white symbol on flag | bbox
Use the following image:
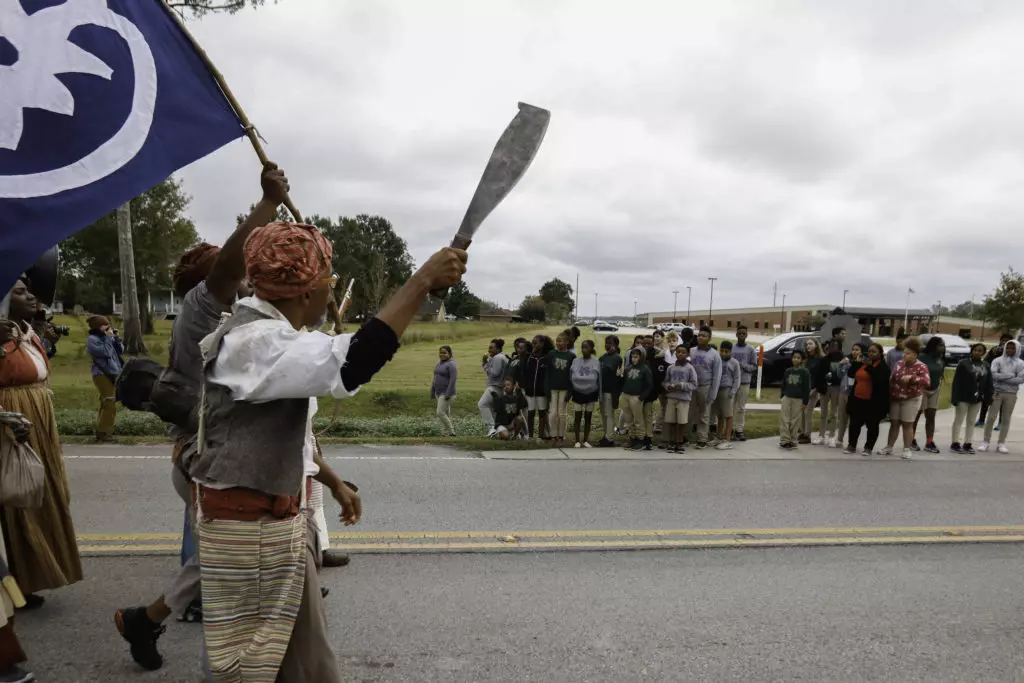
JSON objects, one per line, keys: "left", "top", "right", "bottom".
{"left": 0, "top": 0, "right": 157, "bottom": 199}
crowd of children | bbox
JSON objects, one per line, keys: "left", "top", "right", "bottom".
{"left": 451, "top": 325, "right": 761, "bottom": 452}
{"left": 779, "top": 330, "right": 1024, "bottom": 458}
{"left": 435, "top": 324, "right": 1024, "bottom": 456}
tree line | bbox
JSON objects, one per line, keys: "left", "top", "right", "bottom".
{"left": 55, "top": 177, "right": 500, "bottom": 329}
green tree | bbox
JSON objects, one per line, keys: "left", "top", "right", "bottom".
{"left": 307, "top": 214, "right": 415, "bottom": 319}
{"left": 539, "top": 278, "right": 574, "bottom": 310}
{"left": 544, "top": 301, "right": 571, "bottom": 324}
{"left": 446, "top": 281, "right": 481, "bottom": 319}
{"left": 60, "top": 178, "right": 199, "bottom": 332}
{"left": 518, "top": 295, "right": 547, "bottom": 322}
{"left": 981, "top": 268, "right": 1024, "bottom": 334}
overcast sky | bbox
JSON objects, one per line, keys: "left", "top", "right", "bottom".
{"left": 177, "top": 0, "right": 1024, "bottom": 316}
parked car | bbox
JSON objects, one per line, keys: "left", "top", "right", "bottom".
{"left": 760, "top": 331, "right": 875, "bottom": 386}
{"left": 657, "top": 322, "right": 691, "bottom": 335}
{"left": 573, "top": 320, "right": 591, "bottom": 327}
{"left": 593, "top": 320, "right": 618, "bottom": 331}
{"left": 919, "top": 333, "right": 972, "bottom": 365}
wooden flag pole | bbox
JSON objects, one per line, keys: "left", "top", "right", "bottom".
{"left": 160, "top": 1, "right": 304, "bottom": 222}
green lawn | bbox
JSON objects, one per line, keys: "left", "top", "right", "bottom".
{"left": 50, "top": 317, "right": 968, "bottom": 446}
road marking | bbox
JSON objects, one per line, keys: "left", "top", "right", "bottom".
{"left": 77, "top": 525, "right": 1024, "bottom": 543}
{"left": 65, "top": 455, "right": 477, "bottom": 461}
{"left": 78, "top": 535, "right": 1024, "bottom": 554}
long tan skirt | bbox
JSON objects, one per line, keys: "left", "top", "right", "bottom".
{"left": 0, "top": 383, "right": 82, "bottom": 594}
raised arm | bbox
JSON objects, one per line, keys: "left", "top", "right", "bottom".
{"left": 206, "top": 162, "right": 291, "bottom": 305}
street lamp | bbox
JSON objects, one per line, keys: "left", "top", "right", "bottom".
{"left": 672, "top": 289, "right": 679, "bottom": 322}
{"left": 594, "top": 292, "right": 598, "bottom": 322}
{"left": 686, "top": 286, "right": 692, "bottom": 323}
{"left": 781, "top": 293, "right": 787, "bottom": 333}
{"left": 708, "top": 277, "right": 717, "bottom": 320}
{"left": 842, "top": 289, "right": 849, "bottom": 308}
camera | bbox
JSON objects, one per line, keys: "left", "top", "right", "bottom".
{"left": 52, "top": 325, "right": 71, "bottom": 337}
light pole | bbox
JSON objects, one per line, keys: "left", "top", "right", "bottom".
{"left": 903, "top": 287, "right": 915, "bottom": 334}
{"left": 781, "top": 293, "right": 787, "bottom": 333}
{"left": 708, "top": 277, "right": 717, "bottom": 320}
{"left": 594, "top": 292, "right": 598, "bottom": 322}
{"left": 686, "top": 286, "right": 692, "bottom": 323}
{"left": 633, "top": 300, "right": 638, "bottom": 325}
{"left": 672, "top": 289, "right": 679, "bottom": 322}
{"left": 842, "top": 289, "right": 849, "bottom": 309}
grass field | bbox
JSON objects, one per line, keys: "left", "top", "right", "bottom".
{"left": 51, "top": 316, "right": 951, "bottom": 446}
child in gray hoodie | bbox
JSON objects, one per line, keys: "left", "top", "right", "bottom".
{"left": 570, "top": 340, "right": 602, "bottom": 447}
{"left": 981, "top": 339, "right": 1024, "bottom": 452}
{"left": 713, "top": 341, "right": 742, "bottom": 450}
{"left": 688, "top": 326, "right": 723, "bottom": 448}
{"left": 663, "top": 345, "right": 699, "bottom": 453}
{"left": 479, "top": 339, "right": 509, "bottom": 436}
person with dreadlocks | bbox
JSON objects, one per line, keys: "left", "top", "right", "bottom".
{"left": 192, "top": 221, "right": 466, "bottom": 681}
{"left": 114, "top": 163, "right": 351, "bottom": 671}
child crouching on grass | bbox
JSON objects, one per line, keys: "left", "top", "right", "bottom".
{"left": 495, "top": 377, "right": 528, "bottom": 440}
{"left": 663, "top": 345, "right": 698, "bottom": 453}
{"left": 620, "top": 348, "right": 654, "bottom": 450}
{"left": 780, "top": 349, "right": 811, "bottom": 450}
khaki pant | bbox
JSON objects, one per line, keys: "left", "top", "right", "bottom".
{"left": 621, "top": 395, "right": 645, "bottom": 436}
{"left": 984, "top": 391, "right": 1018, "bottom": 445}
{"left": 952, "top": 402, "right": 981, "bottom": 445}
{"left": 802, "top": 389, "right": 819, "bottom": 436}
{"left": 436, "top": 396, "right": 455, "bottom": 435}
{"left": 733, "top": 387, "right": 749, "bottom": 431}
{"left": 688, "top": 385, "right": 712, "bottom": 441}
{"left": 549, "top": 389, "right": 570, "bottom": 438}
{"left": 820, "top": 386, "right": 840, "bottom": 437}
{"left": 780, "top": 396, "right": 803, "bottom": 445}
{"left": 93, "top": 374, "right": 117, "bottom": 436}
{"left": 600, "top": 394, "right": 616, "bottom": 437}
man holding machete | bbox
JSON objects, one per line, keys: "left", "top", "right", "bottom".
{"left": 192, "top": 103, "right": 548, "bottom": 682}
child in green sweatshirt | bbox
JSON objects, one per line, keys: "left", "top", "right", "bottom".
{"left": 780, "top": 350, "right": 812, "bottom": 449}
{"left": 620, "top": 348, "right": 654, "bottom": 450}
{"left": 598, "top": 335, "right": 623, "bottom": 447}
{"left": 545, "top": 332, "right": 576, "bottom": 446}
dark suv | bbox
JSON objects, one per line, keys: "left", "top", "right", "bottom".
{"left": 759, "top": 332, "right": 875, "bottom": 386}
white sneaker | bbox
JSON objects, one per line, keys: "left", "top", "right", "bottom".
{"left": 977, "top": 442, "right": 989, "bottom": 452}
{"left": 487, "top": 427, "right": 497, "bottom": 438}
{"left": 583, "top": 441, "right": 593, "bottom": 448}
{"left": 811, "top": 435, "right": 823, "bottom": 445}
{"left": 715, "top": 441, "right": 733, "bottom": 450}
{"left": 901, "top": 449, "right": 913, "bottom": 460}
{"left": 574, "top": 442, "right": 582, "bottom": 449}
{"left": 997, "top": 444, "right": 1009, "bottom": 454}
{"left": 877, "top": 446, "right": 893, "bottom": 456}
{"left": 826, "top": 437, "right": 837, "bottom": 448}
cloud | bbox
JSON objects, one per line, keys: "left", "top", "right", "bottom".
{"left": 175, "top": 0, "right": 1024, "bottom": 317}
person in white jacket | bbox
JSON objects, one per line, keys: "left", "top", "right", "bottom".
{"left": 980, "top": 340, "right": 1024, "bottom": 453}
{"left": 479, "top": 339, "right": 509, "bottom": 436}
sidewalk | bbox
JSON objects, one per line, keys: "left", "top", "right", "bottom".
{"left": 484, "top": 407, "right": 1024, "bottom": 461}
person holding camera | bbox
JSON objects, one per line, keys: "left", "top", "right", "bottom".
{"left": 86, "top": 315, "right": 123, "bottom": 443}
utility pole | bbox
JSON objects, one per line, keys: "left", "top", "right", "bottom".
{"left": 772, "top": 281, "right": 777, "bottom": 307}
{"left": 575, "top": 273, "right": 579, "bottom": 321}
{"left": 633, "top": 300, "right": 638, "bottom": 324}
{"left": 594, "top": 292, "right": 598, "bottom": 322}
{"left": 781, "top": 293, "right": 787, "bottom": 333}
{"left": 686, "top": 286, "right": 692, "bottom": 323}
{"left": 672, "top": 289, "right": 679, "bottom": 322}
{"left": 842, "top": 289, "right": 849, "bottom": 309}
{"left": 116, "top": 202, "right": 146, "bottom": 355}
{"left": 708, "top": 277, "right": 717, "bottom": 319}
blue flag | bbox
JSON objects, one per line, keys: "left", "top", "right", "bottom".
{"left": 0, "top": 0, "right": 245, "bottom": 294}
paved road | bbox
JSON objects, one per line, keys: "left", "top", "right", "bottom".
{"left": 66, "top": 443, "right": 1024, "bottom": 538}
{"left": 18, "top": 545, "right": 1024, "bottom": 682}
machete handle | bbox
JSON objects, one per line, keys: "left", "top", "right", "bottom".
{"left": 430, "top": 235, "right": 473, "bottom": 300}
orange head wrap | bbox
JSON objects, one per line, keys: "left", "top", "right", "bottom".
{"left": 243, "top": 222, "right": 333, "bottom": 300}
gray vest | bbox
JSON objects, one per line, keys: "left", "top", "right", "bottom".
{"left": 187, "top": 305, "right": 309, "bottom": 497}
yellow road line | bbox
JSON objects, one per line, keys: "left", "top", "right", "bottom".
{"left": 78, "top": 534, "right": 1024, "bottom": 553}
{"left": 77, "top": 525, "right": 1024, "bottom": 543}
